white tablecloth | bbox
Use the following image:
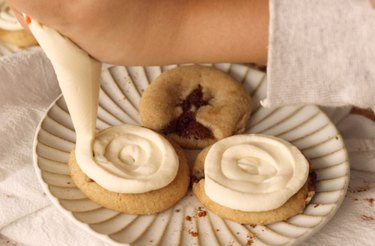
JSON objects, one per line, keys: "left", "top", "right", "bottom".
{"left": 0, "top": 48, "right": 374, "bottom": 246}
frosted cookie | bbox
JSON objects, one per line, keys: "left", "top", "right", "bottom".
{"left": 27, "top": 18, "right": 188, "bottom": 215}
{"left": 192, "top": 134, "right": 316, "bottom": 225}
{"left": 0, "top": 2, "right": 37, "bottom": 47}
{"left": 139, "top": 65, "right": 251, "bottom": 149}
{"left": 69, "top": 125, "right": 190, "bottom": 215}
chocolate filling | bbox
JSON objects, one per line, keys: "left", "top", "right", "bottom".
{"left": 162, "top": 85, "right": 214, "bottom": 139}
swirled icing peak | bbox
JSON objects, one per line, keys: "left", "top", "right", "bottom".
{"left": 90, "top": 124, "right": 179, "bottom": 192}
{"left": 204, "top": 134, "right": 309, "bottom": 211}
{"left": 0, "top": 1, "right": 23, "bottom": 30}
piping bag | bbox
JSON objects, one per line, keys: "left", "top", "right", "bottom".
{"left": 26, "top": 15, "right": 101, "bottom": 177}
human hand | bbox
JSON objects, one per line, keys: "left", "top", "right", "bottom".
{"left": 6, "top": 0, "right": 268, "bottom": 66}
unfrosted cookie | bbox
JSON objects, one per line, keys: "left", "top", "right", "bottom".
{"left": 139, "top": 65, "right": 251, "bottom": 149}
{"left": 0, "top": 2, "right": 37, "bottom": 48}
{"left": 69, "top": 141, "right": 190, "bottom": 215}
{"left": 192, "top": 137, "right": 316, "bottom": 225}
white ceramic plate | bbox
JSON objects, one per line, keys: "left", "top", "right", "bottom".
{"left": 33, "top": 63, "right": 349, "bottom": 246}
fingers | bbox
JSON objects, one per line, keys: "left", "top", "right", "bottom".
{"left": 10, "top": 8, "right": 30, "bottom": 31}
{"left": 5, "top": 0, "right": 69, "bottom": 27}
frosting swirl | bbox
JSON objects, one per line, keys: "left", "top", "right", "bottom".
{"left": 28, "top": 20, "right": 179, "bottom": 193}
{"left": 84, "top": 124, "right": 179, "bottom": 193}
{"left": 0, "top": 1, "right": 23, "bottom": 31}
{"left": 204, "top": 134, "right": 309, "bottom": 211}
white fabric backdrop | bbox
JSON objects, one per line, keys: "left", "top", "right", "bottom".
{"left": 0, "top": 48, "right": 374, "bottom": 246}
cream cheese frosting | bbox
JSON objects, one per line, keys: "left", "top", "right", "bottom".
{"left": 28, "top": 19, "right": 179, "bottom": 193}
{"left": 0, "top": 1, "right": 23, "bottom": 31}
{"left": 204, "top": 134, "right": 309, "bottom": 211}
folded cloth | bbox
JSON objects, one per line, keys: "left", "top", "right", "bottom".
{"left": 0, "top": 48, "right": 374, "bottom": 246}
{"left": 265, "top": 0, "right": 375, "bottom": 111}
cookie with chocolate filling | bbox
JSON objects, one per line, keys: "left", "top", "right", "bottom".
{"left": 139, "top": 65, "right": 252, "bottom": 149}
{"left": 68, "top": 141, "right": 190, "bottom": 215}
{"left": 192, "top": 145, "right": 316, "bottom": 225}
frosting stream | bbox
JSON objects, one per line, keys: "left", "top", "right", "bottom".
{"left": 28, "top": 20, "right": 179, "bottom": 193}
{"left": 204, "top": 134, "right": 309, "bottom": 211}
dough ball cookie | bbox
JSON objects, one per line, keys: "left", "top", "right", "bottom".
{"left": 139, "top": 65, "right": 251, "bottom": 149}
{"left": 69, "top": 142, "right": 190, "bottom": 215}
{"left": 192, "top": 144, "right": 316, "bottom": 225}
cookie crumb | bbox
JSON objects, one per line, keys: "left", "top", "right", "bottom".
{"left": 365, "top": 198, "right": 374, "bottom": 206}
{"left": 246, "top": 233, "right": 254, "bottom": 246}
{"left": 349, "top": 185, "right": 370, "bottom": 193}
{"left": 185, "top": 216, "right": 192, "bottom": 221}
{"left": 197, "top": 207, "right": 207, "bottom": 217}
{"left": 189, "top": 230, "right": 199, "bottom": 237}
{"left": 314, "top": 204, "right": 319, "bottom": 208}
{"left": 175, "top": 209, "right": 180, "bottom": 213}
{"left": 360, "top": 215, "right": 374, "bottom": 221}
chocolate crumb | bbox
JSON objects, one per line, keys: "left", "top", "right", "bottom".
{"left": 360, "top": 215, "right": 374, "bottom": 221}
{"left": 236, "top": 232, "right": 240, "bottom": 235}
{"left": 186, "top": 216, "right": 192, "bottom": 221}
{"left": 189, "top": 230, "right": 199, "bottom": 237}
{"left": 349, "top": 185, "right": 371, "bottom": 193}
{"left": 314, "top": 204, "right": 320, "bottom": 208}
{"left": 365, "top": 198, "right": 374, "bottom": 206}
{"left": 67, "top": 182, "right": 71, "bottom": 185}
{"left": 249, "top": 224, "right": 256, "bottom": 228}
{"left": 175, "top": 209, "right": 180, "bottom": 213}
{"left": 246, "top": 233, "right": 254, "bottom": 246}
{"left": 197, "top": 207, "right": 207, "bottom": 217}
{"left": 216, "top": 229, "right": 220, "bottom": 232}
{"left": 197, "top": 210, "right": 207, "bottom": 217}
{"left": 149, "top": 240, "right": 153, "bottom": 243}
{"left": 357, "top": 185, "right": 370, "bottom": 192}
{"left": 246, "top": 239, "right": 253, "bottom": 246}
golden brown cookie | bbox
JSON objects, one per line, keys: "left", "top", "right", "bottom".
{"left": 69, "top": 142, "right": 190, "bottom": 215}
{"left": 0, "top": 29, "right": 38, "bottom": 48}
{"left": 192, "top": 146, "right": 316, "bottom": 225}
{"left": 139, "top": 65, "right": 251, "bottom": 149}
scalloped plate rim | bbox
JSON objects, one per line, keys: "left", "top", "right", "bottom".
{"left": 32, "top": 64, "right": 350, "bottom": 246}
